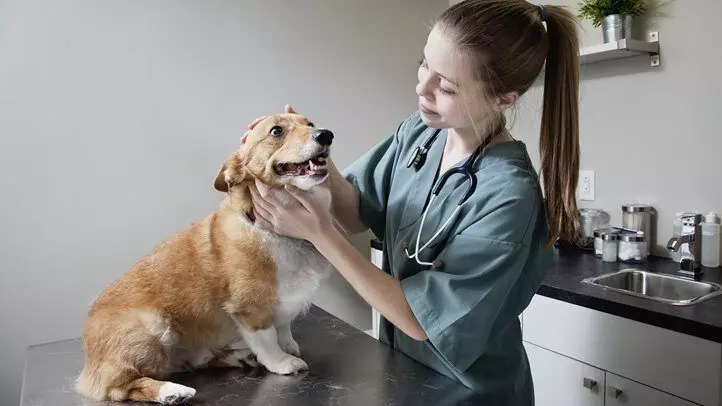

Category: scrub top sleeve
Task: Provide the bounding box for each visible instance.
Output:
[400,234,531,373]
[341,120,405,241]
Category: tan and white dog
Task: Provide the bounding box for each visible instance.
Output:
[75,113,334,404]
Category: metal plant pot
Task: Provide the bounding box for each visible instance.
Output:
[603,14,634,42]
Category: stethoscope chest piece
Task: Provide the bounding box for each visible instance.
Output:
[406,146,427,170]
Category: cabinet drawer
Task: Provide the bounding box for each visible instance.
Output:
[605,373,700,406]
[522,295,720,406]
[524,342,604,406]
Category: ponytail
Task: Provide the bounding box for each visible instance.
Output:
[437,0,582,245]
[539,5,581,245]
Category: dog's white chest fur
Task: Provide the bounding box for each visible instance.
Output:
[261,231,331,322]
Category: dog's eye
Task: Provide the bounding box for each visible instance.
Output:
[269,126,283,137]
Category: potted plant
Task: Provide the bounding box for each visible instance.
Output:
[577,0,648,43]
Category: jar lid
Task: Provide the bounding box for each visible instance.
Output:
[580,208,608,217]
[620,233,646,242]
[601,232,621,241]
[594,227,614,237]
[622,204,652,213]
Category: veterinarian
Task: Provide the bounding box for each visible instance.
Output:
[249,1,580,404]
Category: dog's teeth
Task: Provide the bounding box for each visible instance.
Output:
[318,157,326,162]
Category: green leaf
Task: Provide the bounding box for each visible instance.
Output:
[577,0,647,27]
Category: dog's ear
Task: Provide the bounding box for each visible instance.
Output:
[214,160,231,192]
[214,152,250,192]
[215,132,253,192]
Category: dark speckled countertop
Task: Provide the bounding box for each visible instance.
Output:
[20,306,482,406]
[542,247,722,342]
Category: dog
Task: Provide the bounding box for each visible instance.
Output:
[75,113,334,404]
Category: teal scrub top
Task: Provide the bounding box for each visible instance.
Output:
[343,111,554,405]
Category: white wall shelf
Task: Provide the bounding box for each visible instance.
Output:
[580,32,660,67]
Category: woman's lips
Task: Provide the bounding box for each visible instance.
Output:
[419,104,438,115]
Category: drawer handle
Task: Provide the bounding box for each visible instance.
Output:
[607,386,623,398]
[583,378,598,390]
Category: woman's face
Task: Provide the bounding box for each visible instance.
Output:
[416,26,494,131]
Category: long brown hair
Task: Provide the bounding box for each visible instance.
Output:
[437,0,581,245]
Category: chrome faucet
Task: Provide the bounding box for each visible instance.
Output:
[667,213,703,278]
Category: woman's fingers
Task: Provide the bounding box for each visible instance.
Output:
[248,116,266,130]
[253,208,274,230]
[249,184,275,214]
[284,185,323,213]
[254,203,273,223]
[248,105,298,131]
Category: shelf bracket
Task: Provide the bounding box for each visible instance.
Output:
[648,31,660,67]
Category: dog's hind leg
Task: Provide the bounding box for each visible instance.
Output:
[109,377,195,404]
[77,309,195,404]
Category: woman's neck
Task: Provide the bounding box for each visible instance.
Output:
[447,125,512,155]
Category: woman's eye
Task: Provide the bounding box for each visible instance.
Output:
[308,122,315,127]
[439,88,456,96]
[269,126,283,137]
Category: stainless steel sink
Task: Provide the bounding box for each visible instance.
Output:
[582,269,722,306]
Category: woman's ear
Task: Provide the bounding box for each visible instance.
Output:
[498,91,520,110]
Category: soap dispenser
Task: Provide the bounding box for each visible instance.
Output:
[702,212,720,268]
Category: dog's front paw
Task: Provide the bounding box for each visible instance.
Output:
[280,338,301,357]
[266,355,308,375]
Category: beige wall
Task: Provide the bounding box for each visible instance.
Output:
[0,0,448,402]
[452,0,722,256]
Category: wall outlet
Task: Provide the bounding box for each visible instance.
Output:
[578,170,595,201]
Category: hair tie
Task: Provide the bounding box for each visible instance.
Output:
[537,4,547,22]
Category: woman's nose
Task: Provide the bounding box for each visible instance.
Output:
[416,77,434,100]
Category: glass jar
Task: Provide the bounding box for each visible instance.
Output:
[618,233,648,263]
[601,233,620,262]
[594,228,615,258]
[622,204,653,252]
[579,208,611,238]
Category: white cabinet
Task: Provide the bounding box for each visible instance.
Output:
[525,341,701,406]
[605,373,698,406]
[524,342,604,406]
[522,295,715,405]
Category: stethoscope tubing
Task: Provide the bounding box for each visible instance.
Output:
[403,125,501,267]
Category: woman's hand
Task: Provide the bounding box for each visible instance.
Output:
[249,181,334,246]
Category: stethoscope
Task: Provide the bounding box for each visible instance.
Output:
[403,126,501,267]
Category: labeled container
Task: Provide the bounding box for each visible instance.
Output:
[618,233,648,263]
[702,212,720,268]
[601,233,620,263]
[622,204,653,253]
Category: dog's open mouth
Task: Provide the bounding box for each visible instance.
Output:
[274,151,329,177]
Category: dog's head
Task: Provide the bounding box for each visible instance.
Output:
[213,113,333,213]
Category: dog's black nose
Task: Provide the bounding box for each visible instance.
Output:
[312,129,334,146]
